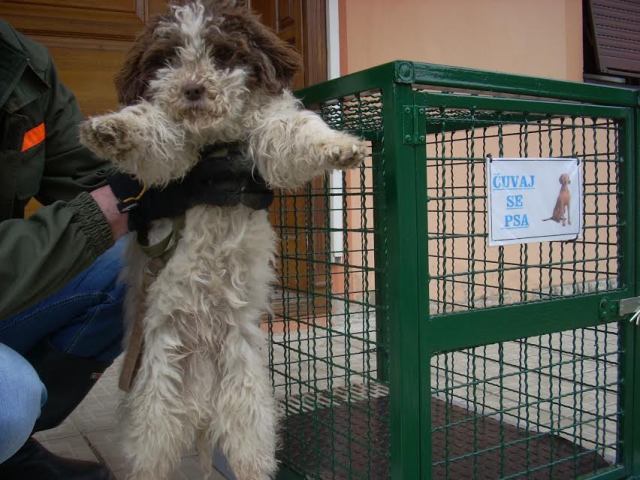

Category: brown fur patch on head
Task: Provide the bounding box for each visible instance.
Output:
[205,5,302,94]
[115,14,180,105]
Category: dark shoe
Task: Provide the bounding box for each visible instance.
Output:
[0,438,114,479]
[25,341,111,432]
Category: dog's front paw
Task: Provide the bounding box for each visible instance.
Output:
[79,115,134,161]
[323,133,366,170]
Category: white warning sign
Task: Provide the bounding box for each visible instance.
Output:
[487,158,582,246]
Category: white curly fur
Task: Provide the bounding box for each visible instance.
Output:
[79,1,365,479]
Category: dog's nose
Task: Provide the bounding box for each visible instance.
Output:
[183,84,205,101]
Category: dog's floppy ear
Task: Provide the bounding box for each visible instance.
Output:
[115,22,156,105]
[115,16,174,105]
[243,16,302,93]
[215,9,302,93]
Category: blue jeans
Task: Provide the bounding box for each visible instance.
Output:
[0,238,127,463]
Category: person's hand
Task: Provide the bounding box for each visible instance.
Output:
[106,147,274,234]
[90,185,129,241]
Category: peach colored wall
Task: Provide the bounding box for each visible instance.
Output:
[334,1,584,303]
[340,0,583,81]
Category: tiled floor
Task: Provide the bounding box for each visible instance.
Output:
[34,356,230,480]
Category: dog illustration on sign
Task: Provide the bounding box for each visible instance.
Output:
[542,173,571,226]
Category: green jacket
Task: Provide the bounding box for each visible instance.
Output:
[0,20,115,319]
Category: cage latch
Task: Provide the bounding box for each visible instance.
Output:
[599,297,640,322]
[620,297,640,316]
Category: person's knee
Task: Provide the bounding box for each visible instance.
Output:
[0,344,46,463]
[48,239,128,361]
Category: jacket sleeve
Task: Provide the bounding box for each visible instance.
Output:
[0,53,116,320]
[0,194,113,319]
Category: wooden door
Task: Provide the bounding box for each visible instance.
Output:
[0,0,167,116]
[250,1,329,301]
[250,0,327,88]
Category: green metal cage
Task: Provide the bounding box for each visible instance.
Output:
[268,61,640,480]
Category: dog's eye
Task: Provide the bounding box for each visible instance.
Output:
[143,43,176,72]
[143,54,164,70]
[212,46,235,67]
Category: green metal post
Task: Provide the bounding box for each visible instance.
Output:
[372,134,390,383]
[412,101,431,479]
[629,103,640,478]
[383,79,423,479]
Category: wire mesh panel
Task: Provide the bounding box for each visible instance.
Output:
[423,101,623,315]
[430,322,621,479]
[268,91,391,479]
[420,94,629,478]
[273,62,637,480]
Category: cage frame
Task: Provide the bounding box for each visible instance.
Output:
[274,60,640,480]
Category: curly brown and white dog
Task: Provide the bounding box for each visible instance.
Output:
[79,1,365,479]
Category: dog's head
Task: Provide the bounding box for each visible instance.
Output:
[559,173,571,185]
[115,0,301,131]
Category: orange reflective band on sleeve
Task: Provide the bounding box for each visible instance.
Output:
[21,122,46,152]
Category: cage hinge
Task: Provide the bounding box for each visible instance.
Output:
[402,105,427,145]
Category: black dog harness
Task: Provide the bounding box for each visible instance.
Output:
[198,143,274,211]
[138,143,273,261]
[137,142,273,256]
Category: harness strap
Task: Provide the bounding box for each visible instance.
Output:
[138,216,186,263]
[119,215,186,392]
